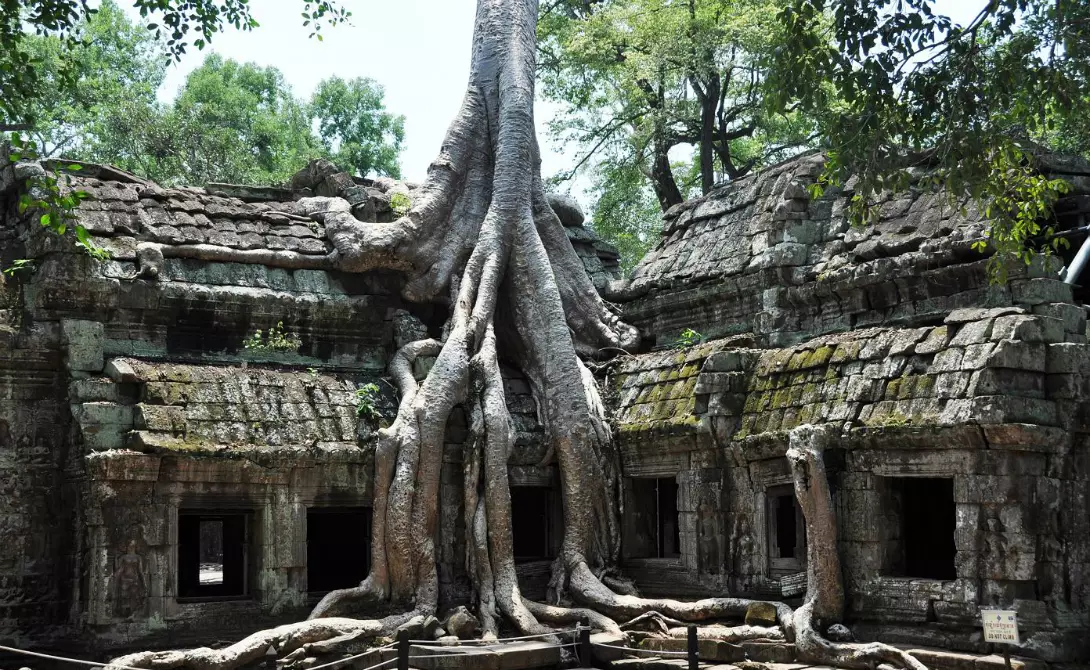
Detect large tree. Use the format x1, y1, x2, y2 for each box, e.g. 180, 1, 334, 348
88, 3, 931, 670
537, 0, 817, 271
538, 0, 817, 205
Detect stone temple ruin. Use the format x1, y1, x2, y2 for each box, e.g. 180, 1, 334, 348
0, 147, 1089, 666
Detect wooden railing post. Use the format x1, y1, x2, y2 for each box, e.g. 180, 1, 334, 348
687, 625, 698, 670
579, 618, 592, 667
397, 628, 409, 670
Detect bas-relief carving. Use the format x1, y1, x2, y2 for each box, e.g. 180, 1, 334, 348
112, 540, 148, 620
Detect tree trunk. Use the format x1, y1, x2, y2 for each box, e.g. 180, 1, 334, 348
649, 135, 684, 211
698, 88, 718, 194
786, 425, 928, 670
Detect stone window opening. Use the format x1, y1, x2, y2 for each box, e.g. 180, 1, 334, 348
511, 486, 557, 563
879, 477, 957, 580
178, 510, 252, 601
767, 484, 806, 577
307, 507, 371, 593
623, 477, 680, 559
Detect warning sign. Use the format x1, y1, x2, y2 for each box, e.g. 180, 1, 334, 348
981, 610, 1019, 645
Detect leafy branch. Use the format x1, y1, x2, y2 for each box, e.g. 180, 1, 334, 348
8, 133, 111, 261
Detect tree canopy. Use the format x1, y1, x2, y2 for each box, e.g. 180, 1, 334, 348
0, 0, 349, 131
537, 0, 819, 271
770, 0, 1090, 265
7, 4, 405, 187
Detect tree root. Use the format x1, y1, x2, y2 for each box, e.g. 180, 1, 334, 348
106, 614, 418, 670
786, 425, 927, 670
667, 624, 784, 643
566, 561, 796, 640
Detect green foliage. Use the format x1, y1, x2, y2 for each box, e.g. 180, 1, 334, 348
8, 133, 110, 261
354, 383, 382, 423
9, 1, 166, 160
970, 148, 1071, 281
538, 0, 818, 270
2, 259, 36, 278
584, 160, 663, 275
242, 321, 302, 353
0, 0, 356, 256
1, 1, 349, 131
673, 328, 705, 349
769, 0, 1090, 269
389, 192, 412, 217
131, 54, 324, 185
311, 77, 405, 179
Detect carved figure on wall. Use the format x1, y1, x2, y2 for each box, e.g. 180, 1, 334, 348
113, 540, 148, 620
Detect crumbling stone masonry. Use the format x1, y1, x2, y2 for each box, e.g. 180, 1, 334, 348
609, 152, 1090, 663
1, 147, 1089, 664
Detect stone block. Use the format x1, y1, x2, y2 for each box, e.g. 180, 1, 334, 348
105, 358, 140, 383
916, 326, 952, 354
930, 348, 964, 373
1032, 302, 1087, 335
69, 379, 124, 403
961, 342, 997, 370
740, 642, 795, 663
985, 341, 1046, 372
1046, 372, 1090, 400
935, 372, 971, 398
1010, 278, 1073, 306
134, 404, 186, 433
991, 315, 1065, 344
982, 424, 1068, 453
967, 369, 1044, 398
61, 319, 104, 372
1045, 342, 1090, 374
939, 399, 972, 425
946, 307, 1024, 325
968, 396, 1057, 425
950, 319, 995, 346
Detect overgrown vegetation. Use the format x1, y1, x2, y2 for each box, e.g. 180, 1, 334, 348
673, 328, 706, 349
389, 192, 412, 217
538, 0, 821, 269
771, 0, 1090, 269
2, 1, 401, 187
7, 135, 110, 261
242, 322, 302, 353
354, 383, 382, 423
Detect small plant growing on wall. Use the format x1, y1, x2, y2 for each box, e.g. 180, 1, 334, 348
242, 321, 302, 353
355, 383, 383, 424
673, 328, 705, 349
389, 192, 412, 217
1, 258, 35, 279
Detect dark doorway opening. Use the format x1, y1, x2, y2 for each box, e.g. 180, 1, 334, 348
511, 487, 554, 562
307, 507, 371, 593
623, 477, 680, 559
880, 477, 957, 580
767, 484, 806, 576
178, 511, 251, 600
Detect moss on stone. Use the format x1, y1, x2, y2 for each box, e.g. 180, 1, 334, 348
830, 340, 863, 363
884, 378, 901, 400
914, 374, 936, 397
808, 345, 834, 368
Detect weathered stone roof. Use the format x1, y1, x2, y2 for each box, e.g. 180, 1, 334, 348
606, 338, 748, 446
71, 357, 372, 453
620, 151, 1090, 348
2, 156, 621, 286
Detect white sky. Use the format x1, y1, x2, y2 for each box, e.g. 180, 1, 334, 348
130, 0, 982, 187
